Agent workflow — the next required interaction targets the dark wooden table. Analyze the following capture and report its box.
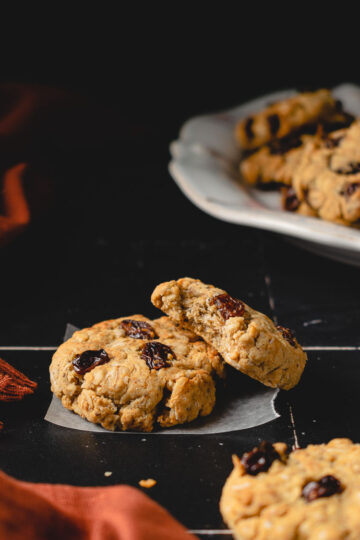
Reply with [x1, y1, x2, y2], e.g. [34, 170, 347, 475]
[1, 118, 360, 539]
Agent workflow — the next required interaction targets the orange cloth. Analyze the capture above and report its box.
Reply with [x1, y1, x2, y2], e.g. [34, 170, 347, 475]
[0, 357, 37, 401]
[0, 82, 119, 247]
[0, 470, 197, 540]
[0, 163, 30, 247]
[0, 357, 37, 429]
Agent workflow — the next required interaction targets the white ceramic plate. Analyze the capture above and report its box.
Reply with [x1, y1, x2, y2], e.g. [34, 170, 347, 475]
[169, 84, 360, 267]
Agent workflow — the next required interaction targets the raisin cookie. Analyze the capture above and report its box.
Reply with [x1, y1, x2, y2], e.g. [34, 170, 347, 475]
[290, 121, 360, 225]
[235, 89, 350, 150]
[240, 133, 316, 187]
[50, 315, 224, 432]
[151, 278, 306, 390]
[220, 438, 360, 539]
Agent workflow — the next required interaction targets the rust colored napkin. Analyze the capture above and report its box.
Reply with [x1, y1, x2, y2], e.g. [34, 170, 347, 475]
[0, 82, 120, 247]
[0, 83, 59, 246]
[0, 357, 37, 430]
[0, 470, 197, 540]
[0, 162, 30, 247]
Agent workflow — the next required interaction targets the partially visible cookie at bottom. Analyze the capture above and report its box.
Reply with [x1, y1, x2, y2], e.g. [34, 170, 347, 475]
[220, 438, 360, 540]
[50, 315, 224, 432]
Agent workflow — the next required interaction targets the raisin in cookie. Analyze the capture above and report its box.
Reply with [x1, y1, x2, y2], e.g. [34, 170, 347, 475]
[290, 121, 360, 225]
[220, 438, 360, 540]
[50, 315, 224, 432]
[235, 89, 351, 150]
[151, 278, 306, 390]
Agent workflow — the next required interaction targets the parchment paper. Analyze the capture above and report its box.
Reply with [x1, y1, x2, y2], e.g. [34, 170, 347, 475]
[45, 324, 280, 434]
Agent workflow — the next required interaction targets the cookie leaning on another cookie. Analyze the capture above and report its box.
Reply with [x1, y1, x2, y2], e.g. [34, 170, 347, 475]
[151, 278, 306, 390]
[220, 438, 360, 540]
[50, 315, 224, 432]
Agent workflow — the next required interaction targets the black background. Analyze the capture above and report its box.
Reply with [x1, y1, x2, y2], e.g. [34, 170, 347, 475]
[1, 20, 360, 537]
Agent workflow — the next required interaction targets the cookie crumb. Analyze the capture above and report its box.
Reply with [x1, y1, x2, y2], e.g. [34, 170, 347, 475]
[104, 471, 112, 477]
[139, 478, 156, 488]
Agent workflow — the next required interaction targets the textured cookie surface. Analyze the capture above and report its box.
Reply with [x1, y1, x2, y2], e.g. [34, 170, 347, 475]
[50, 315, 224, 432]
[240, 133, 316, 187]
[151, 278, 306, 390]
[235, 89, 350, 150]
[290, 120, 360, 225]
[220, 438, 360, 540]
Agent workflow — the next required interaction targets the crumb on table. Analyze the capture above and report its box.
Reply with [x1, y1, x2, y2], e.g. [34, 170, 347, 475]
[139, 478, 156, 488]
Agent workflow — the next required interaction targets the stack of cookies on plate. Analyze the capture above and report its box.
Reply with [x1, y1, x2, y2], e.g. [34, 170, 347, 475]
[236, 89, 360, 226]
[50, 278, 307, 432]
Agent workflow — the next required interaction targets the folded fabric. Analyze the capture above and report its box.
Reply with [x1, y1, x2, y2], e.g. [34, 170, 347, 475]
[0, 163, 30, 247]
[0, 82, 119, 247]
[0, 357, 37, 429]
[0, 470, 197, 540]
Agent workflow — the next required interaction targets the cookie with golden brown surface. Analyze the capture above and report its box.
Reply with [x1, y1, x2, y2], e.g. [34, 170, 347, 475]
[50, 315, 224, 432]
[289, 121, 360, 225]
[239, 133, 315, 187]
[151, 278, 306, 390]
[220, 438, 360, 540]
[235, 89, 351, 150]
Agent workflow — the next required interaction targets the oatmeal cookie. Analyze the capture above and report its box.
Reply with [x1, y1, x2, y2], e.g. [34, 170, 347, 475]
[220, 438, 360, 539]
[240, 133, 316, 187]
[50, 315, 224, 432]
[151, 278, 306, 390]
[235, 89, 351, 150]
[290, 121, 360, 225]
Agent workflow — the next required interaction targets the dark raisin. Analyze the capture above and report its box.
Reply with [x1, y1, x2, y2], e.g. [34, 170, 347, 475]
[210, 294, 245, 320]
[328, 117, 355, 132]
[241, 441, 280, 476]
[302, 475, 343, 502]
[323, 134, 344, 149]
[244, 117, 254, 140]
[277, 325, 297, 347]
[268, 114, 280, 136]
[255, 180, 285, 191]
[72, 349, 110, 375]
[281, 187, 300, 212]
[141, 342, 175, 370]
[334, 162, 360, 175]
[268, 134, 302, 155]
[334, 99, 343, 112]
[121, 319, 158, 340]
[341, 182, 360, 198]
